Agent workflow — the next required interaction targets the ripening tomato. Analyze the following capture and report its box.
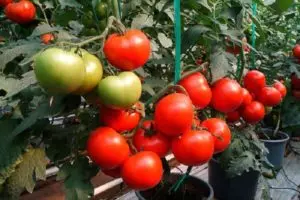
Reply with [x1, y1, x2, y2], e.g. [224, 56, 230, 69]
[40, 33, 54, 44]
[211, 78, 243, 113]
[100, 105, 140, 132]
[133, 121, 170, 157]
[5, 1, 36, 24]
[102, 167, 121, 178]
[241, 88, 252, 107]
[172, 130, 214, 166]
[257, 87, 282, 107]
[291, 73, 300, 90]
[0, 0, 12, 7]
[154, 93, 194, 137]
[292, 90, 300, 100]
[104, 30, 151, 70]
[293, 44, 300, 59]
[86, 127, 130, 169]
[201, 118, 231, 153]
[96, 72, 142, 109]
[273, 80, 287, 98]
[72, 49, 103, 95]
[244, 70, 266, 94]
[121, 151, 163, 190]
[226, 111, 240, 122]
[178, 72, 212, 109]
[241, 101, 265, 124]
[226, 37, 249, 55]
[34, 48, 85, 94]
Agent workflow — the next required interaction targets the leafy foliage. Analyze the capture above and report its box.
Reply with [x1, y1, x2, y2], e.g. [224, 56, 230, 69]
[1, 148, 47, 199]
[57, 158, 99, 200]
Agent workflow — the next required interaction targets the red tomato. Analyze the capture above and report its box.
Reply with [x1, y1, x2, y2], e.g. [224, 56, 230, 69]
[133, 121, 170, 157]
[273, 80, 287, 98]
[241, 101, 265, 124]
[178, 72, 212, 109]
[103, 30, 151, 70]
[241, 88, 252, 107]
[102, 167, 121, 178]
[291, 73, 300, 90]
[99, 106, 140, 132]
[293, 44, 300, 59]
[5, 1, 36, 24]
[292, 90, 300, 100]
[172, 130, 214, 166]
[226, 111, 240, 122]
[226, 37, 249, 55]
[243, 70, 266, 94]
[41, 33, 54, 45]
[257, 87, 282, 107]
[154, 93, 194, 137]
[0, 0, 12, 7]
[201, 118, 231, 153]
[211, 78, 243, 113]
[196, 59, 203, 65]
[121, 151, 163, 190]
[86, 127, 130, 169]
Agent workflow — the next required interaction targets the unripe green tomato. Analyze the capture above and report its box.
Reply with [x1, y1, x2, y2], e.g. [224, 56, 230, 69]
[34, 48, 85, 94]
[71, 49, 103, 95]
[81, 11, 94, 28]
[99, 19, 107, 31]
[96, 72, 142, 109]
[95, 1, 108, 19]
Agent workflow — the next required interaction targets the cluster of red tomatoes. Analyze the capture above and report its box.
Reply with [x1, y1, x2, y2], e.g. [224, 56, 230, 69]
[226, 70, 286, 123]
[292, 44, 300, 100]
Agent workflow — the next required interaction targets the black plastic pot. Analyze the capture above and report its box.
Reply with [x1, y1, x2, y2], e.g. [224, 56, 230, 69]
[135, 173, 214, 200]
[260, 129, 290, 170]
[208, 158, 260, 200]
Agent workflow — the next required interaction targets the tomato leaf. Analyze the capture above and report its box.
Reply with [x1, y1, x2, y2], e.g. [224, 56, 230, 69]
[270, 0, 293, 14]
[131, 14, 154, 29]
[181, 25, 211, 54]
[30, 24, 61, 37]
[57, 157, 99, 200]
[209, 47, 233, 82]
[0, 120, 28, 183]
[11, 96, 65, 137]
[58, 0, 82, 9]
[5, 148, 47, 198]
[281, 94, 300, 129]
[0, 71, 37, 99]
[157, 33, 173, 48]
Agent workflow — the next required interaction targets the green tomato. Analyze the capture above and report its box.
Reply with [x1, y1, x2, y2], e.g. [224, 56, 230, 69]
[99, 19, 107, 31]
[34, 48, 85, 94]
[71, 49, 103, 95]
[81, 11, 95, 28]
[95, 1, 108, 19]
[96, 72, 142, 109]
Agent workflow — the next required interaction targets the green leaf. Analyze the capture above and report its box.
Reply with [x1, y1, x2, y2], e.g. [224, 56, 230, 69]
[0, 71, 37, 99]
[226, 151, 260, 178]
[281, 94, 300, 128]
[0, 40, 42, 71]
[58, 0, 82, 9]
[181, 25, 211, 54]
[157, 33, 172, 48]
[209, 47, 233, 82]
[0, 120, 28, 174]
[30, 24, 61, 37]
[271, 0, 293, 14]
[11, 96, 65, 137]
[0, 155, 23, 186]
[6, 148, 47, 198]
[131, 14, 154, 29]
[196, 0, 211, 12]
[57, 157, 99, 200]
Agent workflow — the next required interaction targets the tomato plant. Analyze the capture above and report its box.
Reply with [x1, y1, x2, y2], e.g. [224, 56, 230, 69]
[201, 118, 231, 153]
[96, 72, 142, 109]
[5, 1, 36, 24]
[154, 93, 194, 137]
[172, 130, 214, 166]
[178, 72, 212, 109]
[211, 78, 243, 113]
[133, 121, 170, 157]
[121, 151, 163, 190]
[99, 105, 140, 132]
[104, 30, 151, 70]
[86, 127, 130, 170]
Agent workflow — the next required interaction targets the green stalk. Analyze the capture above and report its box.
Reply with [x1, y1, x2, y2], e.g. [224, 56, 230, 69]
[112, 0, 121, 20]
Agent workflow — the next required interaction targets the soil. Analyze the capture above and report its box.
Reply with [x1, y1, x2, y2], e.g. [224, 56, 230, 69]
[138, 175, 211, 200]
